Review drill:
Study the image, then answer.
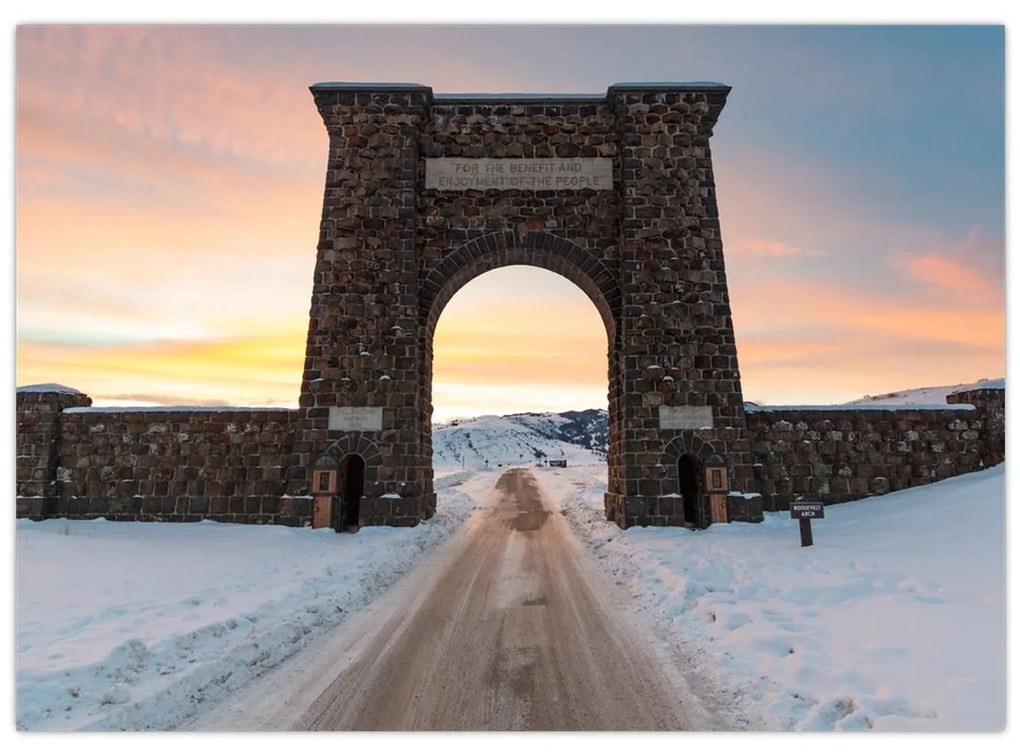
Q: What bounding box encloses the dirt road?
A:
[189,469,704,731]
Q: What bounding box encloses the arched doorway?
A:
[678,454,704,528]
[336,454,366,532]
[430,264,609,425]
[421,239,623,521]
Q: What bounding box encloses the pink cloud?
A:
[893,227,1002,299]
[728,237,823,257]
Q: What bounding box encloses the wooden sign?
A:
[790,502,825,519]
[790,501,824,547]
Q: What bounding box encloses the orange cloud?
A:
[730,273,1003,406]
[893,229,1002,300]
[901,255,991,294]
[728,238,823,258]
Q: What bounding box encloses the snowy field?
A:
[546,463,1006,732]
[13,461,1008,735]
[15,470,492,732]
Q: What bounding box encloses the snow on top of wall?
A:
[63,406,292,414]
[435,92,603,100]
[311,81,426,89]
[17,383,84,395]
[610,81,729,88]
[745,403,975,413]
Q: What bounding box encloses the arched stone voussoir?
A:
[421,230,621,341]
[663,431,718,465]
[322,433,384,469]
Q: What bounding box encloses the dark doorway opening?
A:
[337,454,365,532]
[678,454,704,528]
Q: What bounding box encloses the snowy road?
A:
[188,469,705,731]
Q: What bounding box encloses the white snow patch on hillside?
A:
[547,464,1005,731]
[845,378,1004,406]
[432,412,604,474]
[15,475,484,732]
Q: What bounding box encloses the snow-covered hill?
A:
[843,378,1003,406]
[432,409,607,473]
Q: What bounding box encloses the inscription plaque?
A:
[426,158,613,191]
[659,405,714,430]
[329,406,383,431]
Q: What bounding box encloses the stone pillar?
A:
[947,387,1005,468]
[607,83,752,528]
[16,385,92,518]
[293,83,434,526]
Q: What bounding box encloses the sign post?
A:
[789,502,824,547]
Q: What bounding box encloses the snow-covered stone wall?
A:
[14,386,1004,525]
[745,388,1004,510]
[15,394,302,525]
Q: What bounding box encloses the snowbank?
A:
[15,483,484,731]
[547,464,1005,731]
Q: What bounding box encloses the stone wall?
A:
[49,407,302,524]
[13,386,1004,526]
[745,389,1005,511]
[948,388,1005,465]
[16,386,92,517]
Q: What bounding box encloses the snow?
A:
[845,378,1004,406]
[16,383,84,394]
[746,403,975,413]
[611,81,729,89]
[64,406,292,414]
[432,411,604,474]
[12,393,1009,733]
[15,459,1005,732]
[436,92,603,100]
[547,463,1005,731]
[311,82,426,89]
[746,378,1003,413]
[15,472,490,731]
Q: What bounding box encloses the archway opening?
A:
[429,264,611,475]
[337,453,365,532]
[678,454,703,528]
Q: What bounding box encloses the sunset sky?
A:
[12,22,1006,422]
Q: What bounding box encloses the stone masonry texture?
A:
[14,82,1007,529]
[297,82,752,528]
[50,408,300,525]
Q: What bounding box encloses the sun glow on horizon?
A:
[431,266,609,423]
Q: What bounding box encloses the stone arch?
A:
[662,432,719,529]
[420,229,620,341]
[298,82,751,529]
[419,230,624,520]
[662,431,720,493]
[319,433,384,496]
